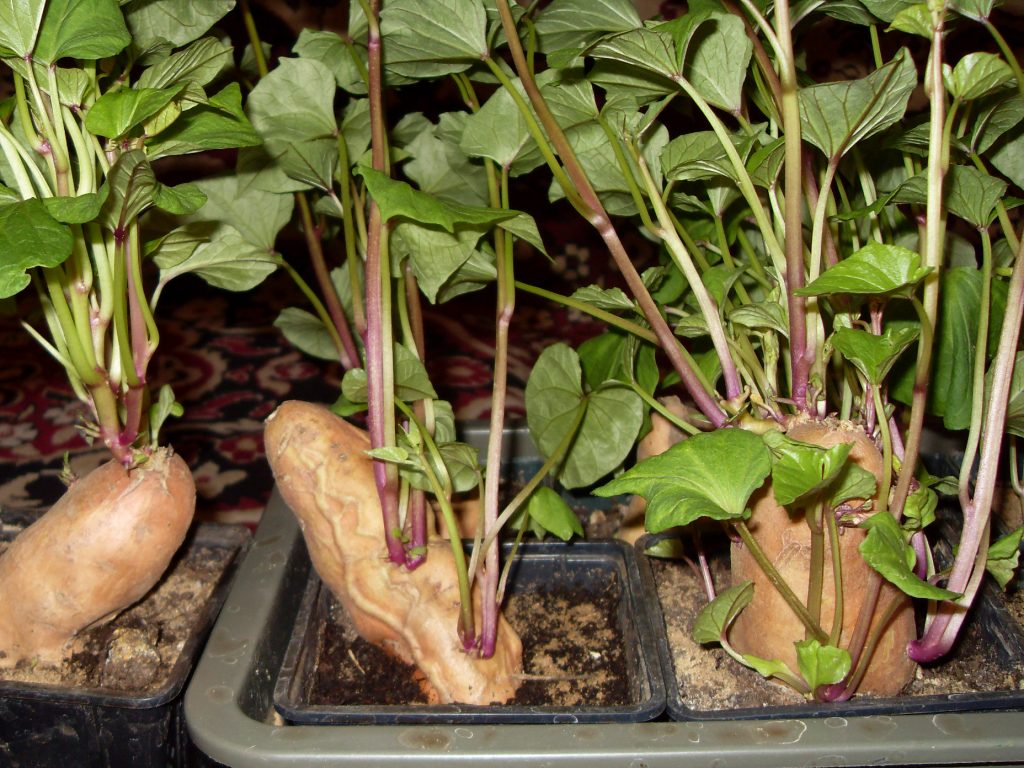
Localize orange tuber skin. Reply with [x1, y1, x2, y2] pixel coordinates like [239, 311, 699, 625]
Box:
[729, 417, 917, 696]
[0, 449, 195, 667]
[264, 400, 523, 705]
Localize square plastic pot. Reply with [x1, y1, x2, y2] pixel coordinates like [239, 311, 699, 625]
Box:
[273, 539, 664, 725]
[0, 523, 250, 768]
[635, 532, 1024, 723]
[185, 491, 1024, 767]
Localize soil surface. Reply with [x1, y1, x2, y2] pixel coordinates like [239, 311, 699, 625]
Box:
[0, 536, 235, 694]
[303, 576, 631, 709]
[651, 552, 1024, 714]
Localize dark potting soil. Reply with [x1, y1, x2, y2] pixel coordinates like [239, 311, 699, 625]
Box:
[307, 579, 631, 708]
[0, 538, 230, 693]
[651, 554, 1024, 714]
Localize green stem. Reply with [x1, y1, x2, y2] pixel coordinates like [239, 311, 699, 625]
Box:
[872, 385, 893, 517]
[735, 520, 828, 643]
[632, 383, 701, 436]
[825, 507, 844, 646]
[982, 19, 1024, 98]
[805, 502, 825, 637]
[239, 0, 270, 78]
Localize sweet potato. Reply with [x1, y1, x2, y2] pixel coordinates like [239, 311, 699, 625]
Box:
[264, 400, 523, 705]
[729, 416, 917, 696]
[0, 449, 195, 667]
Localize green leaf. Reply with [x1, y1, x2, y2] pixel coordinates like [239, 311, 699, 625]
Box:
[183, 167, 294, 251]
[403, 112, 489, 206]
[86, 86, 184, 139]
[358, 167, 518, 231]
[799, 49, 917, 161]
[380, 0, 487, 79]
[148, 384, 183, 446]
[742, 654, 797, 681]
[692, 581, 754, 644]
[860, 0, 918, 22]
[797, 241, 930, 298]
[830, 463, 878, 509]
[294, 27, 368, 95]
[729, 300, 789, 336]
[498, 213, 548, 256]
[570, 285, 635, 313]
[525, 486, 584, 541]
[434, 246, 497, 303]
[946, 52, 1014, 102]
[587, 26, 680, 82]
[986, 526, 1023, 589]
[525, 343, 643, 489]
[153, 182, 206, 215]
[595, 429, 771, 530]
[246, 57, 339, 191]
[341, 345, 438, 404]
[989, 123, 1024, 191]
[147, 83, 262, 160]
[460, 76, 545, 173]
[902, 484, 937, 531]
[100, 150, 156, 229]
[391, 222, 483, 304]
[763, 430, 853, 507]
[124, 0, 234, 50]
[795, 639, 852, 690]
[952, 0, 998, 21]
[891, 267, 992, 430]
[42, 192, 103, 224]
[889, 3, 935, 36]
[274, 308, 337, 362]
[535, 0, 642, 53]
[154, 224, 278, 291]
[0, 198, 73, 298]
[893, 165, 1007, 228]
[137, 37, 233, 89]
[831, 325, 919, 385]
[0, 0, 44, 58]
[860, 511, 959, 599]
[683, 12, 752, 113]
[33, 0, 130, 63]
[972, 96, 1024, 155]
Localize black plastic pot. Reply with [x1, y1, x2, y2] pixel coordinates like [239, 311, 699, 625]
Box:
[185, 490, 1024, 767]
[0, 523, 249, 768]
[636, 531, 1024, 722]
[273, 540, 664, 725]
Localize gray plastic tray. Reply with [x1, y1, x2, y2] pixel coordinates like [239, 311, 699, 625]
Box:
[185, 491, 1024, 767]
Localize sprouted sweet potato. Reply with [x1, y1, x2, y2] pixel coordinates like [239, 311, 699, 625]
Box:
[730, 418, 917, 696]
[0, 449, 195, 667]
[264, 400, 523, 705]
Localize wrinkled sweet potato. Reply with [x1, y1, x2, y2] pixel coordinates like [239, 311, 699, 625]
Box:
[729, 416, 917, 696]
[264, 400, 523, 705]
[0, 449, 195, 667]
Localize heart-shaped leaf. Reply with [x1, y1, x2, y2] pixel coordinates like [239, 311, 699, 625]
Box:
[692, 581, 754, 644]
[526, 343, 644, 489]
[379, 0, 487, 79]
[274, 308, 337, 362]
[0, 198, 73, 298]
[154, 224, 277, 292]
[795, 639, 851, 690]
[535, 0, 642, 53]
[33, 0, 130, 63]
[763, 430, 854, 508]
[860, 511, 959, 599]
[798, 242, 930, 298]
[124, 0, 234, 50]
[147, 84, 262, 160]
[893, 165, 1007, 228]
[945, 52, 1014, 102]
[525, 486, 584, 541]
[986, 526, 1023, 589]
[86, 85, 184, 139]
[799, 49, 917, 161]
[831, 325, 920, 385]
[595, 428, 771, 530]
[246, 57, 339, 191]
